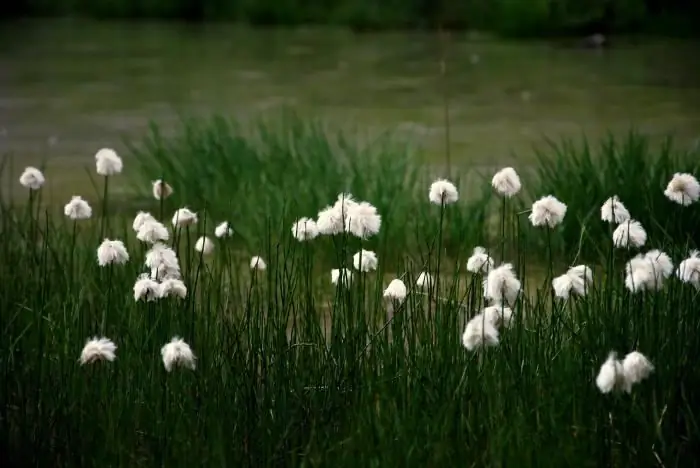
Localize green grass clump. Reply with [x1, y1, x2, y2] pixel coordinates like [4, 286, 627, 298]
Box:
[2, 149, 700, 466]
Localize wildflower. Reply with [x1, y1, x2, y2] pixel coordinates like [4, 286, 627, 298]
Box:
[429, 179, 459, 205]
[483, 263, 521, 306]
[136, 220, 170, 244]
[194, 236, 214, 255]
[212, 221, 232, 238]
[383, 279, 407, 303]
[134, 274, 161, 302]
[664, 172, 700, 206]
[483, 304, 513, 328]
[19, 166, 45, 190]
[316, 204, 344, 235]
[160, 278, 187, 299]
[132, 211, 155, 232]
[416, 272, 434, 289]
[677, 250, 700, 288]
[95, 148, 123, 176]
[612, 219, 647, 248]
[97, 239, 129, 266]
[553, 265, 593, 299]
[462, 314, 500, 351]
[624, 250, 672, 292]
[595, 352, 625, 394]
[63, 196, 92, 220]
[250, 256, 266, 271]
[345, 201, 381, 239]
[291, 217, 318, 241]
[466, 246, 494, 274]
[79, 337, 117, 365]
[645, 249, 673, 282]
[161, 337, 196, 372]
[601, 195, 630, 224]
[172, 207, 198, 227]
[353, 249, 378, 272]
[529, 195, 567, 228]
[621, 351, 654, 392]
[491, 167, 521, 197]
[145, 243, 181, 280]
[331, 268, 352, 286]
[152, 179, 173, 200]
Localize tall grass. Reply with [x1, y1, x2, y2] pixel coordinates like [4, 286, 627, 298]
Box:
[2, 143, 700, 465]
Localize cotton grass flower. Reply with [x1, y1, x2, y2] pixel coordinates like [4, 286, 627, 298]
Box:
[152, 179, 173, 200]
[612, 219, 647, 248]
[133, 211, 155, 232]
[316, 193, 358, 236]
[383, 279, 407, 303]
[491, 167, 521, 197]
[621, 351, 654, 391]
[529, 195, 567, 227]
[194, 236, 214, 255]
[552, 265, 593, 299]
[160, 279, 187, 299]
[291, 217, 318, 241]
[624, 250, 672, 292]
[172, 207, 198, 227]
[601, 195, 630, 224]
[145, 243, 181, 280]
[462, 314, 500, 351]
[416, 272, 434, 289]
[136, 220, 169, 244]
[95, 148, 123, 176]
[353, 249, 378, 272]
[214, 221, 234, 238]
[97, 239, 129, 266]
[331, 268, 352, 286]
[483, 304, 513, 329]
[345, 201, 381, 239]
[483, 263, 521, 306]
[250, 256, 266, 271]
[595, 352, 625, 394]
[677, 250, 700, 288]
[664, 172, 700, 206]
[134, 274, 161, 302]
[466, 246, 494, 274]
[63, 196, 92, 220]
[19, 166, 45, 190]
[429, 179, 459, 205]
[161, 337, 196, 372]
[79, 337, 117, 365]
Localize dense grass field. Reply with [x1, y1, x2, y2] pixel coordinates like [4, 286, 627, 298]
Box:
[2, 125, 700, 465]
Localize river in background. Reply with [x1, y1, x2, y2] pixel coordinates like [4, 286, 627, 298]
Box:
[1, 19, 699, 195]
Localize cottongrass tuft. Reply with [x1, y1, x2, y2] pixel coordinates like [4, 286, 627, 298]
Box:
[79, 337, 117, 365]
[383, 279, 407, 303]
[161, 337, 196, 372]
[483, 304, 513, 329]
[353, 249, 378, 272]
[621, 351, 654, 391]
[134, 274, 161, 302]
[291, 217, 319, 241]
[677, 250, 700, 288]
[664, 172, 700, 206]
[429, 179, 459, 205]
[250, 256, 267, 271]
[466, 246, 494, 274]
[136, 220, 170, 244]
[19, 166, 45, 190]
[491, 167, 521, 197]
[331, 268, 352, 287]
[316, 193, 363, 236]
[152, 179, 173, 200]
[529, 195, 567, 228]
[600, 195, 631, 224]
[160, 278, 187, 299]
[483, 263, 521, 306]
[345, 201, 382, 239]
[625, 250, 673, 292]
[552, 265, 593, 299]
[97, 239, 129, 266]
[316, 204, 344, 235]
[63, 196, 92, 220]
[596, 351, 654, 394]
[145, 243, 181, 280]
[95, 148, 123, 176]
[612, 219, 647, 248]
[214, 221, 234, 238]
[172, 207, 198, 227]
[462, 314, 500, 351]
[596, 352, 626, 394]
[195, 236, 214, 255]
[133, 211, 156, 232]
[415, 272, 434, 289]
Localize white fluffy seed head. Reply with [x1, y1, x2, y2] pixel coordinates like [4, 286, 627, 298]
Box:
[483, 304, 513, 329]
[677, 250, 700, 288]
[250, 256, 266, 271]
[63, 196, 92, 220]
[483, 263, 521, 306]
[601, 195, 631, 224]
[491, 167, 521, 197]
[383, 279, 407, 302]
[621, 351, 654, 388]
[462, 314, 500, 351]
[352, 249, 378, 272]
[134, 274, 161, 302]
[97, 239, 129, 266]
[529, 195, 567, 228]
[331, 268, 352, 286]
[194, 236, 214, 255]
[553, 265, 593, 299]
[552, 273, 575, 299]
[136, 220, 170, 244]
[152, 179, 173, 200]
[291, 217, 319, 241]
[429, 179, 459, 205]
[145, 243, 181, 280]
[612, 219, 647, 249]
[79, 337, 117, 365]
[415, 272, 434, 289]
[624, 250, 672, 293]
[161, 337, 196, 372]
[160, 278, 187, 299]
[19, 166, 45, 190]
[172, 207, 198, 227]
[664, 172, 700, 206]
[133, 211, 156, 232]
[316, 204, 344, 235]
[345, 201, 381, 239]
[215, 221, 234, 238]
[95, 148, 123, 176]
[466, 246, 494, 274]
[596, 352, 625, 394]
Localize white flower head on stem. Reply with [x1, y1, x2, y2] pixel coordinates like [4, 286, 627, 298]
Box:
[613, 220, 647, 248]
[152, 179, 173, 200]
[19, 166, 45, 190]
[596, 352, 626, 394]
[529, 195, 567, 228]
[291, 217, 319, 241]
[345, 201, 381, 239]
[429, 179, 459, 205]
[483, 304, 513, 329]
[134, 274, 161, 302]
[316, 204, 344, 235]
[621, 351, 654, 392]
[145, 243, 181, 280]
[416, 272, 434, 289]
[133, 211, 156, 232]
[462, 314, 500, 351]
[64, 196, 92, 220]
[553, 265, 593, 299]
[624, 250, 672, 293]
[383, 279, 407, 303]
[601, 195, 630, 224]
[664, 172, 700, 206]
[466, 246, 494, 274]
[136, 220, 169, 244]
[491, 167, 521, 197]
[79, 337, 117, 365]
[250, 256, 266, 271]
[677, 250, 700, 288]
[483, 263, 521, 306]
[95, 148, 123, 176]
[215, 221, 234, 238]
[195, 236, 214, 255]
[97, 239, 129, 266]
[331, 268, 352, 286]
[161, 336, 196, 372]
[172, 207, 198, 227]
[160, 278, 187, 299]
[353, 249, 378, 272]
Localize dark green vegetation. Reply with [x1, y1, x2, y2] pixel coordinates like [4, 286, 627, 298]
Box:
[3, 0, 699, 37]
